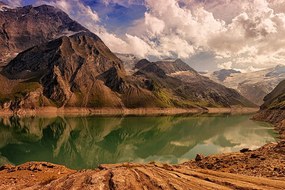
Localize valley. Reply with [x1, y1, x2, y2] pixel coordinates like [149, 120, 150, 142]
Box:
[0, 1, 285, 190]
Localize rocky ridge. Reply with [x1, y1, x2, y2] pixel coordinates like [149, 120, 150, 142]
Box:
[0, 4, 87, 66]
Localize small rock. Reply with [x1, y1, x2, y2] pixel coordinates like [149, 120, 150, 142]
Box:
[250, 154, 259, 159]
[240, 148, 251, 153]
[195, 154, 205, 162]
[28, 165, 36, 171]
[206, 164, 214, 169]
[0, 164, 14, 171]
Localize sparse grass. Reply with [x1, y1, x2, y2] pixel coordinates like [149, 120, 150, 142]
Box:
[0, 81, 41, 104]
[153, 88, 173, 108]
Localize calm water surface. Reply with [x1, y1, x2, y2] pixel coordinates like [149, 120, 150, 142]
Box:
[0, 114, 276, 169]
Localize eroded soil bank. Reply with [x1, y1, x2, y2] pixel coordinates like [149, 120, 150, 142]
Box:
[0, 107, 259, 117]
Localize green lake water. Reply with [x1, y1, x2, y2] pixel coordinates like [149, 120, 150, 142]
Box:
[0, 114, 277, 169]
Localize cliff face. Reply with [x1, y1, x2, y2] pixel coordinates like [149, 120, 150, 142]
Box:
[261, 80, 285, 110]
[253, 79, 285, 127]
[0, 4, 87, 66]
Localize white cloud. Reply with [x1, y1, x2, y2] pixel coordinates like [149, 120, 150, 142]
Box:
[102, 0, 144, 7]
[218, 61, 233, 70]
[20, 0, 285, 71]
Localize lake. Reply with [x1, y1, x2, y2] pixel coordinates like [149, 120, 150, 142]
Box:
[0, 114, 276, 169]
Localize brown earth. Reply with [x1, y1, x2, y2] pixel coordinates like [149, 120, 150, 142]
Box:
[1, 161, 285, 190]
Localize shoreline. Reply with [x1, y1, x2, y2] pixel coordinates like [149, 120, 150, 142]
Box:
[0, 107, 259, 117]
[1, 108, 284, 189]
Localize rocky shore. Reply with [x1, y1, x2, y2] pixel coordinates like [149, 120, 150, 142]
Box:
[1, 161, 285, 190]
[0, 107, 259, 117]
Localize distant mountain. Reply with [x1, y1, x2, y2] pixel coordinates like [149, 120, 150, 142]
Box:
[134, 59, 255, 108]
[115, 53, 140, 74]
[265, 65, 285, 77]
[204, 65, 285, 105]
[0, 4, 87, 66]
[213, 69, 241, 82]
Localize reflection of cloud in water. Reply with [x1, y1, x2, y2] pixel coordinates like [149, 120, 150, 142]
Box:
[180, 119, 276, 162]
[0, 115, 277, 169]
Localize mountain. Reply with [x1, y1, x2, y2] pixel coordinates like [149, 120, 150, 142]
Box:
[261, 80, 285, 110]
[115, 53, 140, 74]
[1, 32, 136, 108]
[204, 65, 285, 105]
[134, 59, 255, 108]
[0, 4, 87, 66]
[0, 4, 255, 111]
[253, 79, 285, 126]
[0, 38, 255, 110]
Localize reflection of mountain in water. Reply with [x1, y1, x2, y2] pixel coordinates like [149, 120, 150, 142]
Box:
[0, 115, 276, 169]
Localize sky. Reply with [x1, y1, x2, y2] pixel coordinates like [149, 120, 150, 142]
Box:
[2, 0, 285, 72]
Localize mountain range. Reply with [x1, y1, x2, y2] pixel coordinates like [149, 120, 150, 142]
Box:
[204, 65, 285, 105]
[0, 4, 256, 111]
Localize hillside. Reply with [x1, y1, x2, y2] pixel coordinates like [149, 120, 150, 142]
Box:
[135, 59, 255, 108]
[253, 79, 285, 130]
[261, 80, 285, 110]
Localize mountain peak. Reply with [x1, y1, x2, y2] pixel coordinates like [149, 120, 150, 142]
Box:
[0, 3, 88, 66]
